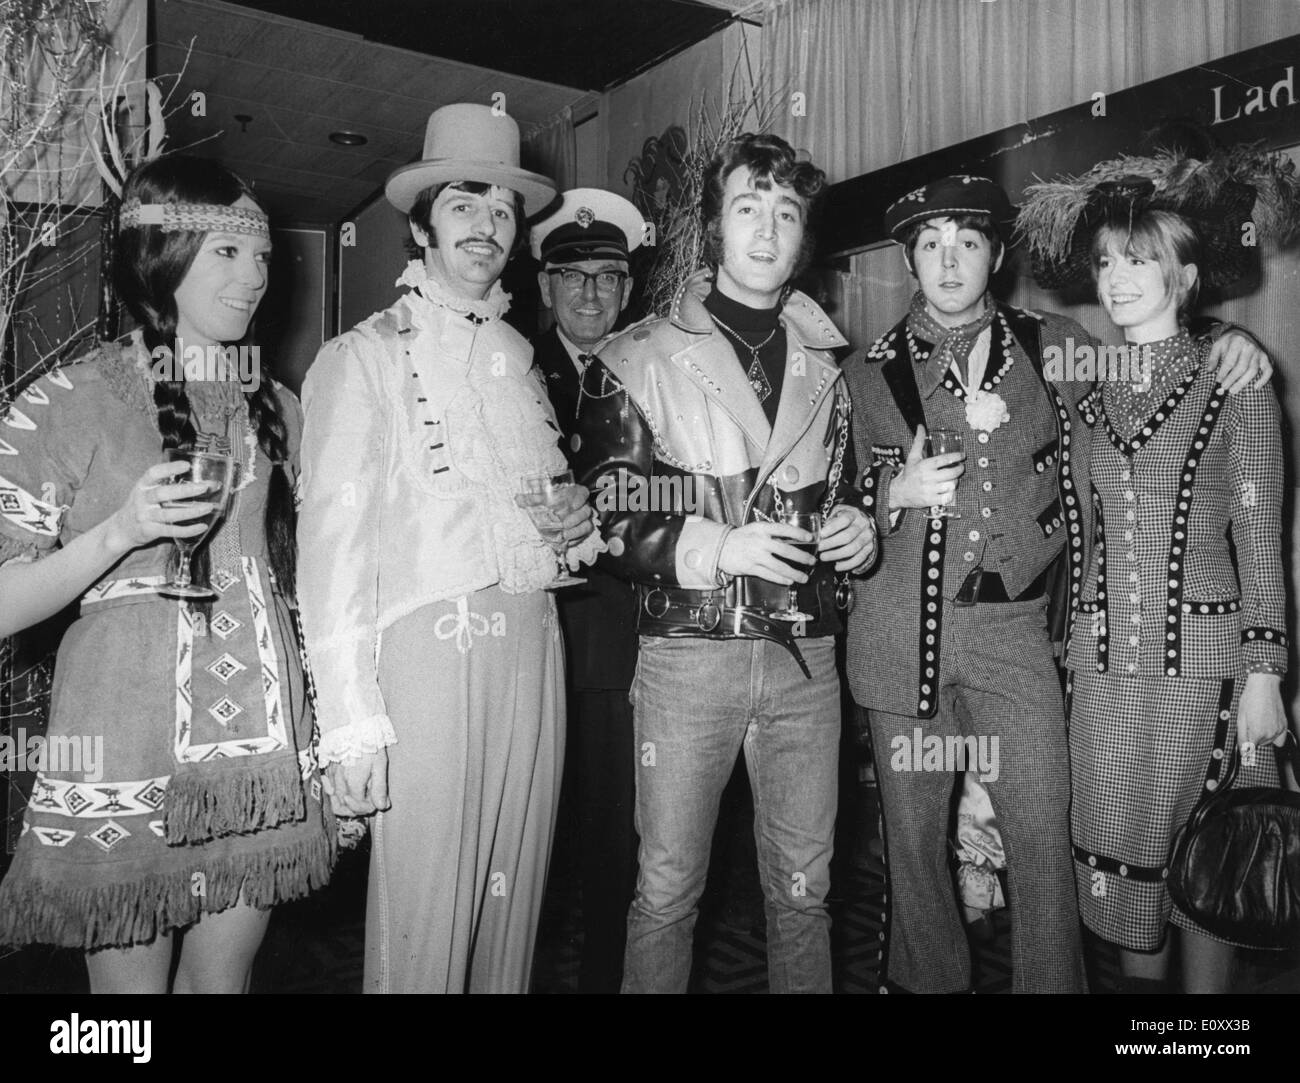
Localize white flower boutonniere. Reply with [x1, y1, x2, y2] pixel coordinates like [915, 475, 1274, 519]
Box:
[964, 388, 1010, 434]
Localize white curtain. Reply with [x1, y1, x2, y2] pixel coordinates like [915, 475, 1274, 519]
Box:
[761, 0, 1300, 715]
[521, 108, 576, 333]
[760, 0, 1300, 345]
[522, 106, 577, 195]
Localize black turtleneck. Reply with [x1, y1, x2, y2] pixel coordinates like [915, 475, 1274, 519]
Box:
[704, 286, 786, 426]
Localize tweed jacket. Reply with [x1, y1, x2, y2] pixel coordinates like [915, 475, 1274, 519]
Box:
[297, 279, 600, 765]
[571, 279, 855, 643]
[1066, 341, 1287, 679]
[534, 326, 638, 690]
[843, 304, 1097, 718]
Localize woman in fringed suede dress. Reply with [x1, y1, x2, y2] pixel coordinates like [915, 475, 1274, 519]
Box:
[1019, 143, 1299, 993]
[0, 156, 333, 992]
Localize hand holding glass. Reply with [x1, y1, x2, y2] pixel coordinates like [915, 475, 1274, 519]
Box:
[158, 450, 235, 599]
[927, 429, 964, 519]
[770, 509, 821, 623]
[520, 470, 586, 589]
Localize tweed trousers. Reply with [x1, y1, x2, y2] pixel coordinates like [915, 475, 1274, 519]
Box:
[867, 596, 1087, 994]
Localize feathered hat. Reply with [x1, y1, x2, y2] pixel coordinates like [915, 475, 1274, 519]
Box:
[1015, 142, 1300, 290]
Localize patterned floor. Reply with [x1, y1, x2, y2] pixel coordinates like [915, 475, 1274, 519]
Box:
[3, 765, 1297, 994]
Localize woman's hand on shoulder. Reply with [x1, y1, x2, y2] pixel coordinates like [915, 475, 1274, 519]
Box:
[101, 460, 217, 557]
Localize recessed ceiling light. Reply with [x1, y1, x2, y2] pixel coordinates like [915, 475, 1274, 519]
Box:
[329, 131, 368, 146]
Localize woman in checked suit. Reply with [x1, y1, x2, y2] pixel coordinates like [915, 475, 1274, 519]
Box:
[1018, 144, 1300, 992]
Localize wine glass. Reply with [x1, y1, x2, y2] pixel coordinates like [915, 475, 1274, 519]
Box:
[769, 508, 821, 623]
[158, 450, 235, 599]
[928, 428, 964, 519]
[521, 469, 586, 589]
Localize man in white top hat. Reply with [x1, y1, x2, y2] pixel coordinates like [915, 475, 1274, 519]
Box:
[529, 189, 643, 991]
[297, 103, 599, 993]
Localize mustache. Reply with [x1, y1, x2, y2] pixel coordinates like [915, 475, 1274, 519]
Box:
[456, 238, 504, 254]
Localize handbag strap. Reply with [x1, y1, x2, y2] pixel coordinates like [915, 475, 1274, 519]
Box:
[1187, 729, 1300, 837]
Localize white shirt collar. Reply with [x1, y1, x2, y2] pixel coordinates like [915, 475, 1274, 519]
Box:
[555, 327, 593, 376]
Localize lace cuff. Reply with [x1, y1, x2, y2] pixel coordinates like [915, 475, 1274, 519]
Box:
[316, 714, 398, 766]
[564, 510, 608, 571]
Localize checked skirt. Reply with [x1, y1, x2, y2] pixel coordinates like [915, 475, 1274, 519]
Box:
[1068, 670, 1278, 951]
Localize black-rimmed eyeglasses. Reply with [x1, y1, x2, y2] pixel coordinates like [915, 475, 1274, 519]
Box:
[547, 268, 628, 294]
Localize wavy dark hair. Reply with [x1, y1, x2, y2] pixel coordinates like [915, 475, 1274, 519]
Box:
[701, 133, 826, 285]
[115, 155, 296, 597]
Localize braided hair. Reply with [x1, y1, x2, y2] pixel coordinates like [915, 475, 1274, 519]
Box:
[114, 155, 296, 595]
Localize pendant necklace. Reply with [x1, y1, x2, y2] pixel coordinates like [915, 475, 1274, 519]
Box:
[710, 313, 777, 404]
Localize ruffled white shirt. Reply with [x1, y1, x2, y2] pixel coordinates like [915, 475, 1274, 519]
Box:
[297, 268, 602, 764]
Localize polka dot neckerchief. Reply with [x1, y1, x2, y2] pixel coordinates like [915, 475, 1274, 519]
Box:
[1101, 331, 1195, 443]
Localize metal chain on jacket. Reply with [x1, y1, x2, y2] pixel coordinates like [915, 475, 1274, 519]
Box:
[820, 387, 851, 520]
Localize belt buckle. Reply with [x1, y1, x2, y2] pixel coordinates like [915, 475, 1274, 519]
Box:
[644, 587, 670, 619]
[835, 575, 855, 613]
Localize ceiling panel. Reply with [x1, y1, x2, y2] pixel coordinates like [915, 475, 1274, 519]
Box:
[223, 0, 735, 91]
[152, 0, 601, 224]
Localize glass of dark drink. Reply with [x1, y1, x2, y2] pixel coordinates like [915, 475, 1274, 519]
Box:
[770, 508, 821, 623]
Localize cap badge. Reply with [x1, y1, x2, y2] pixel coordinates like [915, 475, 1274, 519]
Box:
[575, 206, 595, 228]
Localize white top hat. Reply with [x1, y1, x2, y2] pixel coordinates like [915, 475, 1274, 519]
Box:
[385, 103, 557, 217]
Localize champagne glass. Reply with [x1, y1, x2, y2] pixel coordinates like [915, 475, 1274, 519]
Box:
[521, 469, 586, 589]
[770, 508, 821, 623]
[158, 450, 235, 599]
[928, 428, 964, 519]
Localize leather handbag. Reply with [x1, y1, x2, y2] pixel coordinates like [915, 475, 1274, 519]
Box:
[1167, 733, 1300, 949]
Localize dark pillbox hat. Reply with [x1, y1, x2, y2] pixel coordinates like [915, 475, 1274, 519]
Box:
[883, 175, 1017, 242]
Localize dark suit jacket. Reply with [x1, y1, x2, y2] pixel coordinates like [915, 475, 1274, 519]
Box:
[534, 327, 639, 691]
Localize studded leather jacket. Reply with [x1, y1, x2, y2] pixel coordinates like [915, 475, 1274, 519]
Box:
[571, 279, 860, 671]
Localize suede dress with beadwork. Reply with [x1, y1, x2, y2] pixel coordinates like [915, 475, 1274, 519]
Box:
[0, 334, 333, 949]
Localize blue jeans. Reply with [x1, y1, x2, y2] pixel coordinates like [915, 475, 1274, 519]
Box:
[622, 635, 840, 993]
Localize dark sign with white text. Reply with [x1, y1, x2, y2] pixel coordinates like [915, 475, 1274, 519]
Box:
[818, 34, 1300, 259]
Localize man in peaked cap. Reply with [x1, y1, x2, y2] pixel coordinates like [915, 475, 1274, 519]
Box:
[841, 174, 1269, 995]
[532, 188, 644, 433]
[529, 188, 643, 992]
[298, 103, 600, 994]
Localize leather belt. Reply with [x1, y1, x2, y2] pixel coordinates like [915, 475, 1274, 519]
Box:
[955, 562, 1052, 605]
[637, 586, 814, 679]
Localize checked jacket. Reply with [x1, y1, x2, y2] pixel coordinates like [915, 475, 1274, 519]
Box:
[1066, 342, 1287, 680]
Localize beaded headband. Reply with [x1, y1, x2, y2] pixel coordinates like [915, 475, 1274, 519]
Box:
[119, 199, 270, 237]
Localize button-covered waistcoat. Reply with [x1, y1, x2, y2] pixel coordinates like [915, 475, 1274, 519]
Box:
[843, 305, 1096, 718]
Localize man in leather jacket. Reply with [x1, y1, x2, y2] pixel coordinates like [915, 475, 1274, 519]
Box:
[572, 133, 875, 993]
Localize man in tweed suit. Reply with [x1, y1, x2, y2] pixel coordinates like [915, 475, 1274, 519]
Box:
[842, 176, 1270, 994]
